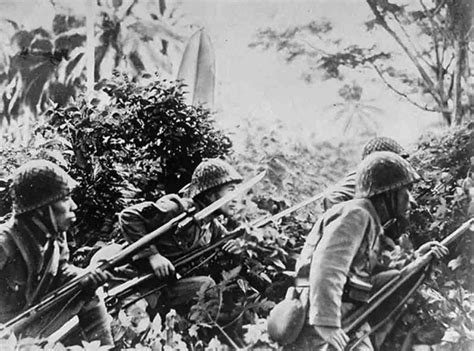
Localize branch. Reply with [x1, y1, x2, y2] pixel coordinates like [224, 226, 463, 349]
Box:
[299, 38, 332, 56]
[212, 286, 223, 325]
[432, 0, 448, 16]
[444, 53, 455, 72]
[447, 71, 454, 98]
[121, 0, 139, 21]
[419, 0, 442, 78]
[214, 322, 241, 350]
[372, 64, 439, 112]
[366, 0, 441, 105]
[390, 11, 434, 71]
[204, 309, 241, 350]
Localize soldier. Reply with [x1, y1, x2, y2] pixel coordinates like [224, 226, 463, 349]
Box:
[0, 160, 113, 345]
[119, 158, 243, 312]
[322, 136, 409, 211]
[292, 152, 447, 351]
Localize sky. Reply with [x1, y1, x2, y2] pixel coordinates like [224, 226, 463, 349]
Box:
[176, 0, 442, 148]
[1, 0, 444, 149]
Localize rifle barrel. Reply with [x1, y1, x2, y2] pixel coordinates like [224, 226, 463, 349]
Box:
[251, 192, 324, 228]
[342, 218, 473, 334]
[105, 229, 246, 304]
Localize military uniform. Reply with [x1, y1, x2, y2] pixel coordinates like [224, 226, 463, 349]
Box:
[287, 152, 420, 351]
[321, 171, 356, 212]
[322, 137, 408, 212]
[119, 194, 227, 309]
[0, 160, 113, 344]
[289, 199, 383, 350]
[119, 158, 243, 313]
[120, 194, 227, 262]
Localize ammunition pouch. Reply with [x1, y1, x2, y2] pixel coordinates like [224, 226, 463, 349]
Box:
[343, 274, 373, 303]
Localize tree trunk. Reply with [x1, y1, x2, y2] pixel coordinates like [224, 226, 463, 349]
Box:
[450, 0, 472, 126]
[86, 0, 96, 97]
[441, 101, 451, 126]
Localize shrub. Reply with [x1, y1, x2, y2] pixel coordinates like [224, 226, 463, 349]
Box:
[383, 124, 474, 350]
[1, 73, 232, 248]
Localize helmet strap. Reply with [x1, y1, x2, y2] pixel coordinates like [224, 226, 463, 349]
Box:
[47, 205, 59, 234]
[372, 191, 402, 240]
[382, 189, 410, 240]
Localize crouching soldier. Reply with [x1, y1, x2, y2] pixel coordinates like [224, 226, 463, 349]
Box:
[289, 152, 446, 351]
[119, 158, 243, 313]
[322, 136, 409, 212]
[0, 160, 113, 345]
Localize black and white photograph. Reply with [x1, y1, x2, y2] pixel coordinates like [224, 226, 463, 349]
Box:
[0, 0, 472, 350]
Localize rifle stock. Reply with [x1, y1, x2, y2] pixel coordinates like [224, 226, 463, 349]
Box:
[105, 227, 247, 305]
[0, 209, 193, 335]
[342, 218, 474, 335]
[1, 171, 265, 336]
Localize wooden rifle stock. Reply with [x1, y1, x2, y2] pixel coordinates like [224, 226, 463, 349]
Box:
[1, 171, 266, 335]
[105, 227, 247, 305]
[342, 218, 473, 335]
[0, 209, 193, 334]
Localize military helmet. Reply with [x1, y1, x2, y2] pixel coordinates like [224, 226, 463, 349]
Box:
[355, 151, 420, 198]
[362, 137, 409, 160]
[186, 158, 243, 199]
[10, 160, 78, 214]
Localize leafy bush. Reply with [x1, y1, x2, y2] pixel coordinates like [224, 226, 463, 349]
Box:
[1, 73, 232, 248]
[382, 124, 474, 350]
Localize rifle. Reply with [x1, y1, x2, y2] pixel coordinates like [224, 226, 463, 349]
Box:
[107, 190, 326, 310]
[106, 189, 327, 311]
[105, 227, 247, 312]
[250, 192, 324, 228]
[342, 218, 474, 349]
[0, 171, 265, 336]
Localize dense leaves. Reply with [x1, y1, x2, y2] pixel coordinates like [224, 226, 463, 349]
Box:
[0, 0, 187, 128]
[382, 124, 474, 350]
[1, 74, 232, 247]
[0, 74, 472, 350]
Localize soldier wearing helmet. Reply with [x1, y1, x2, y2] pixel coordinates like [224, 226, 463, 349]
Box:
[322, 136, 409, 211]
[288, 152, 447, 351]
[118, 158, 243, 313]
[0, 160, 113, 345]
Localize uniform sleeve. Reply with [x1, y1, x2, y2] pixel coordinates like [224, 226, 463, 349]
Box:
[58, 232, 83, 280]
[0, 232, 13, 270]
[210, 219, 229, 240]
[119, 198, 188, 260]
[0, 245, 8, 270]
[308, 206, 369, 327]
[321, 171, 357, 211]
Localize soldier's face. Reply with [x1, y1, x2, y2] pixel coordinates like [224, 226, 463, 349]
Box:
[396, 187, 412, 220]
[51, 195, 77, 231]
[214, 183, 238, 217]
[391, 186, 413, 236]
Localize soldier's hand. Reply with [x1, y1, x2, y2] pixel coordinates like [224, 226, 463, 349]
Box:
[149, 253, 175, 279]
[416, 241, 449, 259]
[80, 268, 113, 294]
[314, 326, 349, 351]
[88, 269, 112, 286]
[222, 239, 242, 254]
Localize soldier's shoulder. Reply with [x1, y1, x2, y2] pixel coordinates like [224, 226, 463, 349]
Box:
[330, 198, 373, 218]
[155, 194, 194, 214]
[0, 220, 17, 266]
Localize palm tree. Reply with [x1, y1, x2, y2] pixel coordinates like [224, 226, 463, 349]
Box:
[327, 81, 383, 137]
